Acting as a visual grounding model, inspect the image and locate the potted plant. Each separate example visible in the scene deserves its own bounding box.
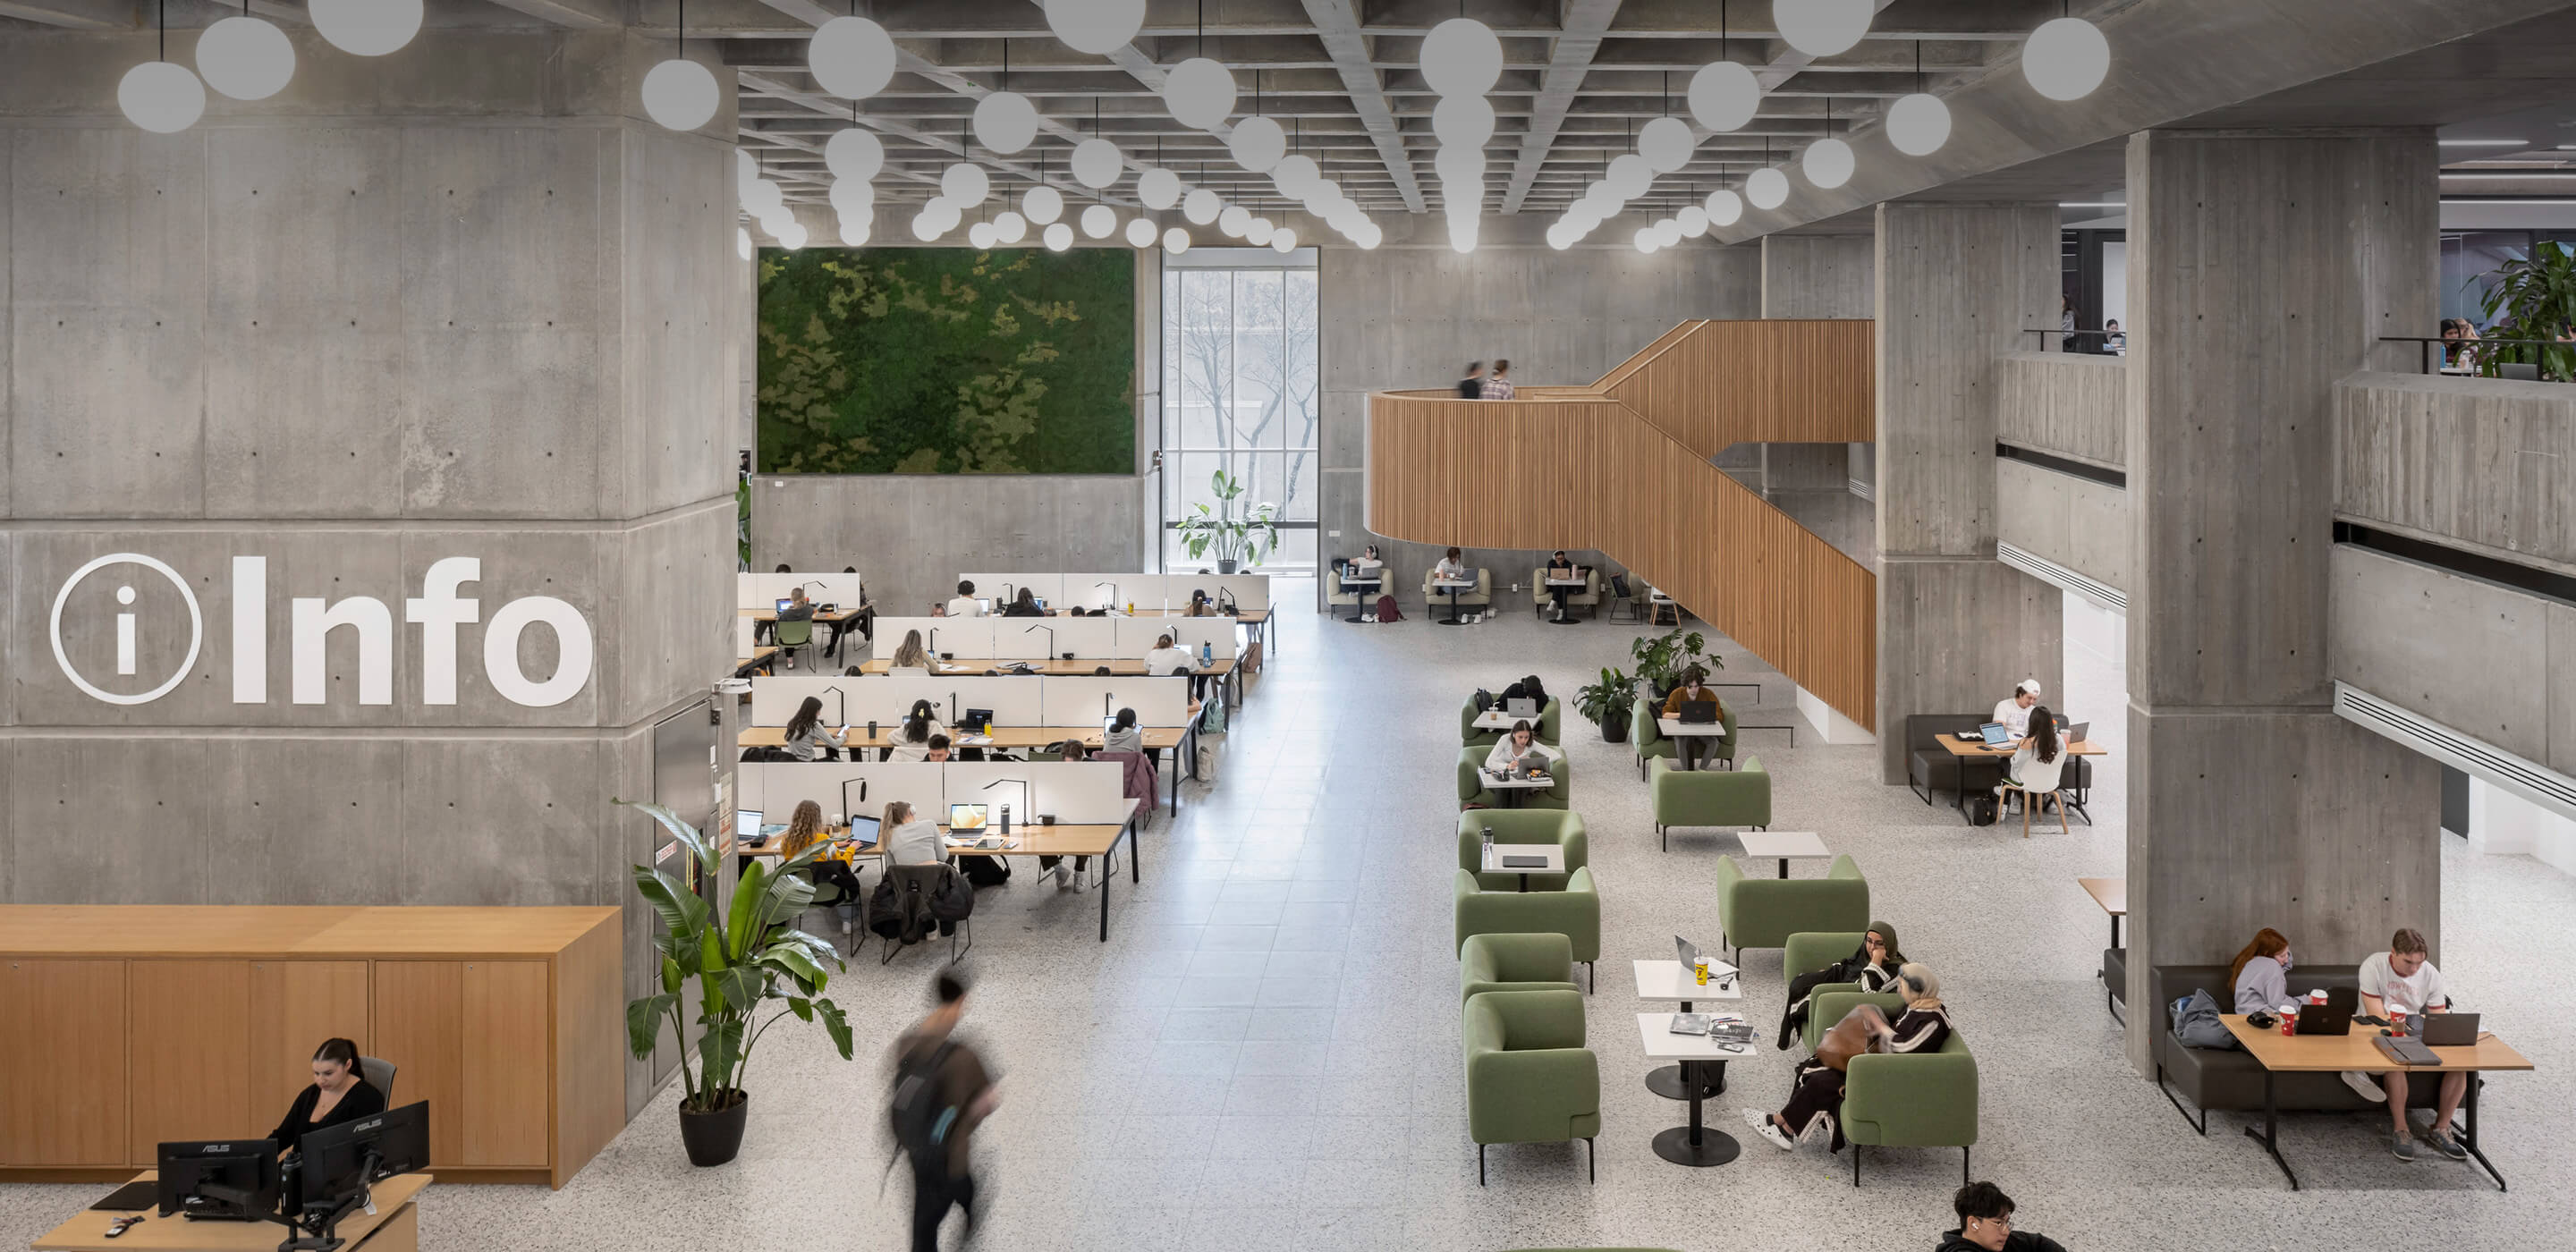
[621,799,854,1167]
[2475,240,2576,381]
[1630,628,1721,702]
[1175,469,1281,574]
[1574,665,1637,742]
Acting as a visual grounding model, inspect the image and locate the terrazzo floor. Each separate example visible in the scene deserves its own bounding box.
[5,583,2569,1252]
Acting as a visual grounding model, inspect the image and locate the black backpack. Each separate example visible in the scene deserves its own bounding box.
[1969,792,2000,826]
[888,1042,959,1171]
[1472,689,1495,713]
[962,853,1012,887]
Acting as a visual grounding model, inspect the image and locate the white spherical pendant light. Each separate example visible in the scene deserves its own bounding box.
[911,210,944,242]
[1044,0,1146,55]
[1227,114,1286,172]
[1163,226,1192,254]
[941,162,990,206]
[810,15,896,99]
[972,90,1039,155]
[1688,59,1761,132]
[1071,138,1123,189]
[743,178,784,216]
[1044,221,1075,250]
[1271,226,1298,253]
[829,179,874,216]
[995,210,1028,243]
[923,198,961,232]
[1447,214,1478,254]
[1080,203,1117,238]
[836,215,870,246]
[1435,147,1486,187]
[1432,95,1496,148]
[118,61,206,133]
[641,59,719,131]
[1801,136,1854,189]
[196,15,294,101]
[310,0,421,57]
[1182,188,1221,224]
[1705,187,1743,226]
[1420,17,1503,97]
[1633,226,1659,255]
[1163,57,1236,130]
[1546,224,1572,250]
[825,127,884,180]
[1745,165,1790,210]
[1773,0,1873,57]
[1124,216,1157,248]
[1216,204,1251,236]
[1654,218,1684,249]
[1270,154,1318,198]
[1677,204,1709,237]
[1137,166,1182,209]
[1885,92,1952,156]
[1638,115,1695,173]
[1244,217,1275,246]
[968,221,997,250]
[1607,153,1655,198]
[1021,184,1063,225]
[737,148,759,190]
[776,219,809,250]
[736,226,753,259]
[2024,17,2109,101]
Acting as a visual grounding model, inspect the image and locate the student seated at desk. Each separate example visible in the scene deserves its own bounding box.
[923,734,955,764]
[891,630,936,672]
[1993,680,2040,737]
[879,800,945,866]
[1002,588,1045,617]
[1543,550,1579,622]
[1103,707,1143,756]
[886,701,948,762]
[1483,720,1562,773]
[2348,927,2469,1163]
[1745,964,1953,1154]
[1038,741,1094,887]
[1354,544,1384,574]
[1433,547,1469,582]
[1994,706,2063,802]
[946,580,985,619]
[1660,667,1724,770]
[1144,632,1190,676]
[782,800,865,935]
[782,696,841,762]
[2227,927,2296,1015]
[269,1037,386,1156]
[1182,589,1216,617]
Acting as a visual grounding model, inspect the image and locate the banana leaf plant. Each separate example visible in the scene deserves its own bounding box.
[620,799,853,1113]
[2476,240,2576,382]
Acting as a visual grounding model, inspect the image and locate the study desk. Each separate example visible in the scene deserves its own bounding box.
[1477,842,1564,892]
[31,1172,430,1252]
[735,648,780,677]
[2220,1015,2530,1191]
[1631,960,1742,1102]
[733,799,1143,942]
[1116,606,1274,657]
[1541,575,1588,625]
[1473,767,1555,808]
[2078,876,2125,949]
[740,606,864,659]
[1934,735,2109,824]
[859,656,1242,709]
[1430,578,1479,626]
[1471,708,1546,732]
[1337,571,1384,623]
[739,723,1192,810]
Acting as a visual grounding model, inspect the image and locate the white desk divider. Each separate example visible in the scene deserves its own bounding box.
[892,617,998,659]
[1148,618,1241,661]
[737,616,762,658]
[750,673,1189,728]
[739,572,866,612]
[960,573,1271,614]
[1165,572,1271,612]
[872,615,1224,664]
[740,761,1131,831]
[1007,615,1114,659]
[1040,675,1191,726]
[739,761,945,829]
[968,573,1064,607]
[941,761,1132,825]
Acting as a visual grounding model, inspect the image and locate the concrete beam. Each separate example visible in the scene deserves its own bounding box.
[736,70,1140,206]
[0,0,131,30]
[483,0,622,30]
[1298,0,1428,213]
[1499,0,1622,215]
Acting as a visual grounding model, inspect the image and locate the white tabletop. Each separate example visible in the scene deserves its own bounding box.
[1738,831,1830,861]
[1657,717,1728,737]
[1479,769,1556,790]
[1475,708,1546,729]
[1433,579,1479,589]
[1545,577,1588,586]
[1632,959,1743,1002]
[1481,843,1566,875]
[1636,1011,1757,1061]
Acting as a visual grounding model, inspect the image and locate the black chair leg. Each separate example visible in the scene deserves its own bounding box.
[1478,1144,1487,1186]
[1962,1146,1970,1185]
[1587,1137,1596,1182]
[1852,1145,1861,1188]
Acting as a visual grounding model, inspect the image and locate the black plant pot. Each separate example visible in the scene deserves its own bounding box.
[678,1089,750,1166]
[1599,713,1631,744]
[1217,559,1241,574]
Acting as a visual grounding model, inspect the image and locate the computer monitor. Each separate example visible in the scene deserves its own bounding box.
[962,707,994,731]
[947,803,987,831]
[157,1138,281,1220]
[293,1102,429,1217]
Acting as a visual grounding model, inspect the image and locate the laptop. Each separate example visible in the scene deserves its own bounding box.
[1977,723,2013,747]
[1506,697,1538,717]
[1678,699,1718,724]
[963,707,994,731]
[1676,936,1739,981]
[736,808,763,847]
[947,803,987,832]
[2064,721,2090,743]
[2416,1011,2479,1046]
[975,597,994,614]
[2293,986,2360,1036]
[1516,750,1552,776]
[842,814,881,848]
[774,597,793,613]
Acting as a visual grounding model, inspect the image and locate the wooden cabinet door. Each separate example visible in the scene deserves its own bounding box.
[369,961,462,1169]
[248,961,373,1121]
[128,960,255,1163]
[2,959,129,1166]
[460,960,550,1166]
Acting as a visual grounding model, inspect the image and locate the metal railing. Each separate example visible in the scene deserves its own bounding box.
[2021,327,2126,355]
[2377,335,2574,380]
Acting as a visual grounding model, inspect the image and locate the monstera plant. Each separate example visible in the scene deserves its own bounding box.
[1174,469,1281,573]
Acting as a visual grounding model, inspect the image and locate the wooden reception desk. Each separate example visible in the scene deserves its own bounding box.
[0,907,622,1189]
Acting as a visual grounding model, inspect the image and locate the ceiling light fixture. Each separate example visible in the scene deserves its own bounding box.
[2023,4,2110,101]
[1045,0,1146,55]
[1690,1,1761,133]
[1080,203,1117,238]
[1745,138,1788,209]
[642,0,718,131]
[120,0,206,133]
[1229,71,1287,171]
[826,126,884,181]
[1774,0,1872,57]
[972,40,1039,154]
[1124,216,1158,248]
[1045,221,1075,250]
[1163,3,1236,130]
[1802,97,1855,189]
[310,0,421,57]
[1421,14,1503,98]
[1885,41,1950,156]
[196,0,294,101]
[810,9,896,100]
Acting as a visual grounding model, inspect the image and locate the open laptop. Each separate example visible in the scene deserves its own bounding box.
[2416,1011,2479,1046]
[1977,723,2013,747]
[2064,721,2090,743]
[1505,697,1538,717]
[947,803,987,832]
[2293,986,2360,1036]
[774,597,793,613]
[736,808,763,847]
[841,814,880,848]
[963,707,994,731]
[975,597,994,614]
[1678,699,1718,724]
[1676,936,1739,981]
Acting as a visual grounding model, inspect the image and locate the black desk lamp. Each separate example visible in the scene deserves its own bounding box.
[980,777,1030,837]
[1094,580,1119,612]
[838,778,867,830]
[819,684,846,728]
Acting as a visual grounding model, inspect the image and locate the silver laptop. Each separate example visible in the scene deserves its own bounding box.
[2064,721,2089,743]
[1676,935,1699,970]
[1506,697,1538,717]
[1978,723,2012,746]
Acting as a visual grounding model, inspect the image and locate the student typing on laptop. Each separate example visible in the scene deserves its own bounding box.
[2344,926,2468,1163]
[1659,667,1724,770]
[1482,720,1563,773]
[1992,679,2041,737]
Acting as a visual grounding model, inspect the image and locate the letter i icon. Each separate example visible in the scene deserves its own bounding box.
[116,585,138,675]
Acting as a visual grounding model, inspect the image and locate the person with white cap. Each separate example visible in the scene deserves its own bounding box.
[1993,681,2041,738]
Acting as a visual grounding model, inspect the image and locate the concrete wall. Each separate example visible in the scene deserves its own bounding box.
[1996,351,2127,469]
[1873,201,2065,780]
[2336,370,2576,571]
[1324,239,1761,606]
[0,28,741,1119]
[1761,234,1876,318]
[2329,544,2576,777]
[1996,459,2131,593]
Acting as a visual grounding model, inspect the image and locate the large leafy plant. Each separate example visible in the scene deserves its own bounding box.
[1174,469,1281,568]
[621,800,853,1114]
[1630,628,1722,695]
[1574,665,1638,727]
[2476,240,2576,382]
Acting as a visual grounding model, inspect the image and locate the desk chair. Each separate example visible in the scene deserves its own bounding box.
[360,1057,397,1103]
[1997,779,2068,836]
[774,617,816,670]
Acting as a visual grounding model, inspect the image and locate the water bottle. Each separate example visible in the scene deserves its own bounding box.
[1481,825,1494,869]
[1200,640,1214,667]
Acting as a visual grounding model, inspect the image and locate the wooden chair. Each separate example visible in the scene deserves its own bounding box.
[1998,781,2068,836]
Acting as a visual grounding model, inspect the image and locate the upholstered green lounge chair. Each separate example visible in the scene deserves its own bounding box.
[1454,867,1599,975]
[1456,809,1587,892]
[1460,933,1580,1003]
[1814,988,1979,1187]
[1648,753,1768,850]
[1787,931,1880,1053]
[1462,694,1503,749]
[1463,989,1599,1184]
[1458,746,1571,810]
[1632,699,1677,777]
[1713,851,1868,963]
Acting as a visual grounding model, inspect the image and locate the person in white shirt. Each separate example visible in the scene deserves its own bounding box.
[945,579,985,619]
[1997,705,2066,807]
[2345,927,2467,1163]
[1433,547,1469,581]
[886,700,948,763]
[1483,721,1563,773]
[1992,680,2041,737]
[1143,633,1191,677]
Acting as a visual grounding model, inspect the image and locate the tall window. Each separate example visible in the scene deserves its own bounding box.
[1162,249,1319,572]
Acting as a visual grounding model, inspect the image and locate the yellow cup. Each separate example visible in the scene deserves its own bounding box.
[1693,959,1709,986]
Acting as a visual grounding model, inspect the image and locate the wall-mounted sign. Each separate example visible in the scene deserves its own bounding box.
[49,554,594,708]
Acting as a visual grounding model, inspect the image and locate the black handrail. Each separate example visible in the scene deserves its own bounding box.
[2377,335,2575,379]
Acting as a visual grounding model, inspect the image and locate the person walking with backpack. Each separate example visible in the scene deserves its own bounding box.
[893,973,996,1252]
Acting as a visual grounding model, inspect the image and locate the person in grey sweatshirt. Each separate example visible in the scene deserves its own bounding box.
[2228,927,2297,1013]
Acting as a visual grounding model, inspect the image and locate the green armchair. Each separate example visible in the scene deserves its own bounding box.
[1463,989,1600,1184]
[1454,867,1599,970]
[1457,809,1587,892]
[1818,989,1979,1187]
[1786,931,1880,1053]
[1648,753,1769,850]
[1713,852,1868,963]
[1460,933,1580,1002]
[1529,567,1604,618]
[1466,696,1562,747]
[1458,746,1571,810]
[1632,699,1677,777]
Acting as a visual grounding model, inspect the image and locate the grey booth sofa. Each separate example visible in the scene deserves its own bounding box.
[2149,962,2450,1135]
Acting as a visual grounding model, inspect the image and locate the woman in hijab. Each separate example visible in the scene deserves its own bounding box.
[1775,921,1906,1051]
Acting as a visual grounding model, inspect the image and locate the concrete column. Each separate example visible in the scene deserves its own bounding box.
[1873,202,2064,781]
[2120,130,2442,1072]
[0,28,739,1115]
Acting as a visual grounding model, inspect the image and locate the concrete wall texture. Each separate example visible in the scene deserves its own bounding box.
[2335,370,2576,571]
[1996,459,2131,593]
[0,30,741,1118]
[1324,241,1761,605]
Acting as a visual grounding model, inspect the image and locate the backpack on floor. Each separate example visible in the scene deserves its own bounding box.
[962,853,1013,887]
[1969,792,2000,826]
[1375,593,1402,622]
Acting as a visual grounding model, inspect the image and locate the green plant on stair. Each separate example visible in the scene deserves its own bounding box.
[1630,628,1722,698]
[1174,469,1280,572]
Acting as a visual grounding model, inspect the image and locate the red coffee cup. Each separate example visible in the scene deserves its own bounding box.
[2389,1006,2409,1035]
